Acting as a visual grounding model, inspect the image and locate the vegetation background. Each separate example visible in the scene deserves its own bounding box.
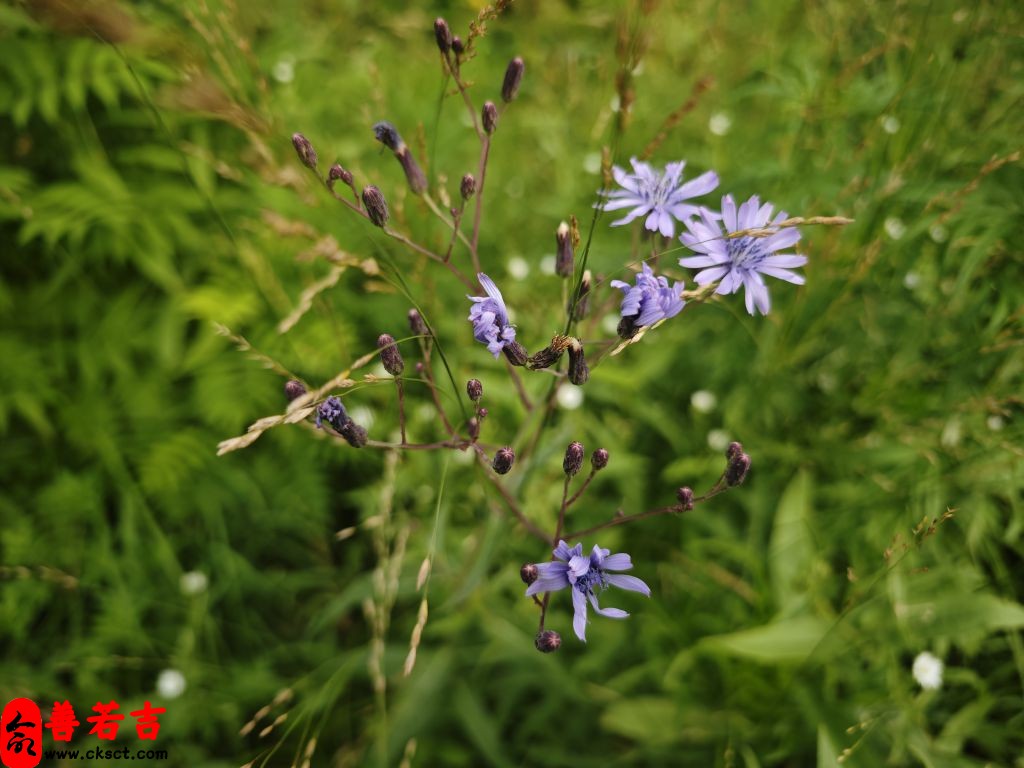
[1,0,1022,766]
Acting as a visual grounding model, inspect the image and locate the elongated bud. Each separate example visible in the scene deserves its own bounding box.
[338,418,368,448]
[467,379,483,401]
[377,334,404,376]
[460,173,476,200]
[563,441,585,476]
[451,36,464,55]
[676,486,694,511]
[327,163,353,190]
[408,308,427,336]
[399,151,428,194]
[502,57,525,103]
[291,133,317,170]
[493,446,515,475]
[527,335,571,370]
[591,448,609,471]
[725,453,751,486]
[433,18,452,54]
[361,186,389,227]
[284,380,307,402]
[535,630,561,653]
[502,339,528,367]
[373,120,403,152]
[572,270,592,320]
[555,221,574,277]
[567,338,589,386]
[520,563,538,585]
[482,101,499,134]
[468,417,480,441]
[726,441,744,461]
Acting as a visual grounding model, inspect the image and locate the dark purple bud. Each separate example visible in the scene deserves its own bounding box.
[502,339,528,367]
[617,315,640,340]
[726,441,744,461]
[460,173,476,200]
[415,361,425,374]
[477,407,488,420]
[398,151,428,195]
[291,133,317,170]
[501,56,525,103]
[338,418,368,448]
[563,441,585,476]
[571,270,592,320]
[433,17,452,54]
[555,221,574,278]
[676,486,695,511]
[520,563,538,585]
[377,334,404,376]
[527,345,563,370]
[373,120,404,152]
[535,630,561,653]
[725,453,751,487]
[284,379,307,402]
[467,379,483,401]
[493,446,515,475]
[451,36,464,55]
[482,101,499,134]
[408,308,427,336]
[327,163,354,190]
[567,338,589,386]
[591,448,609,471]
[361,186,389,228]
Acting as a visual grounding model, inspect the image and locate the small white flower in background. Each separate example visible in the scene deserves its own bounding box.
[884,217,906,240]
[272,57,295,84]
[707,429,731,452]
[179,571,208,596]
[881,115,901,134]
[507,256,530,280]
[709,112,732,136]
[690,390,717,414]
[929,223,948,243]
[156,669,187,699]
[903,272,921,290]
[912,652,944,690]
[987,415,1004,431]
[557,385,584,410]
[583,152,602,175]
[540,255,557,275]
[349,405,375,432]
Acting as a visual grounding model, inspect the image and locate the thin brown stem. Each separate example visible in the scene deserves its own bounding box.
[563,505,682,542]
[423,193,473,254]
[395,378,407,445]
[365,439,464,451]
[420,361,457,437]
[505,358,533,412]
[444,53,484,140]
[565,469,596,509]
[554,476,571,545]
[469,137,491,274]
[472,449,549,543]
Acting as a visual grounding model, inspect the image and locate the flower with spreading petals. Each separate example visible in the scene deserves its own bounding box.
[525,541,650,641]
[610,263,685,335]
[600,158,719,238]
[679,194,807,316]
[467,273,517,358]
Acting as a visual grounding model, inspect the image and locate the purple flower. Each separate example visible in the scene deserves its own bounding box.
[679,194,807,316]
[610,263,686,328]
[599,158,719,238]
[525,540,651,642]
[467,273,517,358]
[316,396,347,430]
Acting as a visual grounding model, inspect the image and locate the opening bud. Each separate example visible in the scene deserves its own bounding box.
[725,453,751,487]
[726,441,744,461]
[563,441,585,476]
[408,308,427,336]
[377,334,404,376]
[535,630,561,653]
[555,221,574,278]
[466,378,483,401]
[433,18,452,54]
[361,186,389,228]
[676,486,695,511]
[284,379,307,402]
[373,120,404,152]
[291,133,317,170]
[520,563,538,585]
[482,101,499,134]
[502,339,528,367]
[591,448,609,471]
[571,270,592,320]
[451,36,464,55]
[493,446,515,475]
[460,173,477,200]
[501,56,525,103]
[567,338,589,386]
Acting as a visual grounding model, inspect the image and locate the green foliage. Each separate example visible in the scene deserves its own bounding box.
[2,0,1022,766]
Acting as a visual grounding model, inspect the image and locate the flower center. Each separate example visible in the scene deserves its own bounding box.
[726,236,767,269]
[574,568,607,595]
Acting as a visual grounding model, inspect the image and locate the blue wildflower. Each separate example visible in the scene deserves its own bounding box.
[610,263,686,333]
[679,194,807,316]
[467,273,517,358]
[316,396,347,430]
[525,540,650,642]
[600,158,719,238]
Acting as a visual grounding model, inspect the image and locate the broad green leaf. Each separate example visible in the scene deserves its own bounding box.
[700,617,831,663]
[769,470,813,615]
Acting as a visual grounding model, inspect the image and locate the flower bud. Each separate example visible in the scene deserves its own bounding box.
[468,417,480,441]
[408,308,427,336]
[361,186,389,228]
[555,221,574,278]
[316,396,347,431]
[338,418,368,448]
[493,446,515,475]
[571,270,592,320]
[451,36,464,55]
[527,346,563,370]
[291,132,317,169]
[377,334,404,376]
[373,120,403,152]
[535,630,561,653]
[591,448,609,471]
[284,379,307,402]
[398,151,428,195]
[520,563,538,585]
[617,315,639,340]
[725,453,751,487]
[502,339,528,367]
[477,407,488,420]
[466,378,483,401]
[563,441,585,476]
[567,338,589,386]
[327,163,352,190]
[501,56,525,103]
[482,101,499,134]
[726,441,744,461]
[676,486,694,511]
[433,18,452,54]
[460,173,476,200]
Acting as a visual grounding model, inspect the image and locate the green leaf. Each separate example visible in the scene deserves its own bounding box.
[769,470,813,615]
[700,616,832,663]
[599,696,681,745]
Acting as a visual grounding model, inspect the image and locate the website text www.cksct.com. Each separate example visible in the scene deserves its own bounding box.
[42,746,169,761]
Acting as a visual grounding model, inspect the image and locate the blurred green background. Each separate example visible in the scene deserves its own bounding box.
[2,0,1022,766]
